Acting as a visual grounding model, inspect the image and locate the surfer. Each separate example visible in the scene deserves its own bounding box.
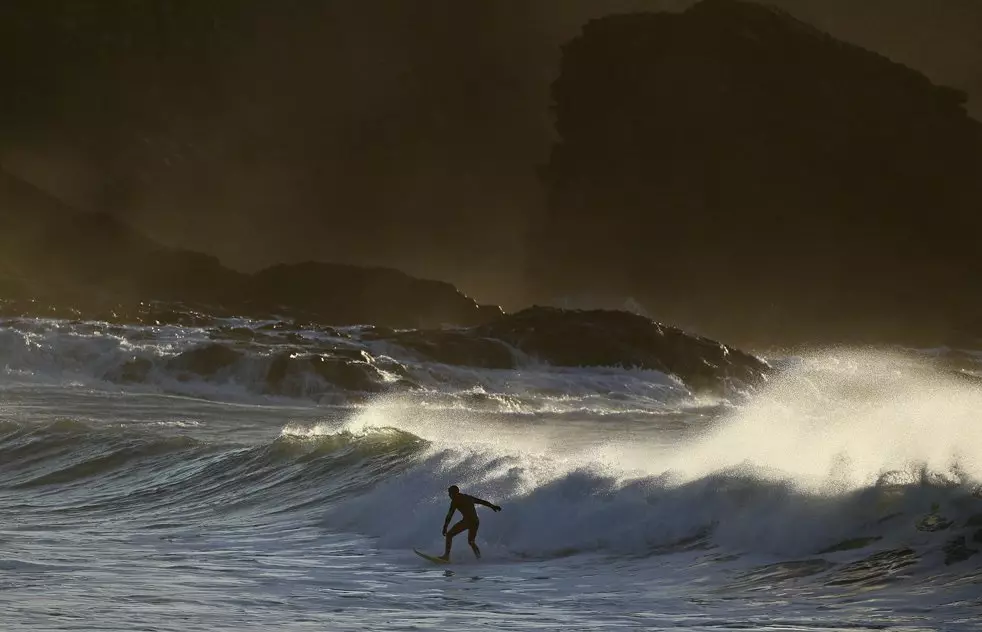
[439,485,501,560]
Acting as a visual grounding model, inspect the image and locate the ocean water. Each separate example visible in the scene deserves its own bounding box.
[1,315,981,631]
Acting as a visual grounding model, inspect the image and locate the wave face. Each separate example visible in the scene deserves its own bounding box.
[292,353,982,569]
[3,314,982,629]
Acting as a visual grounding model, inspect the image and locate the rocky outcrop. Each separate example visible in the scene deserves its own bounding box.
[530,0,982,346]
[375,306,769,392]
[1,169,502,329]
[476,306,768,391]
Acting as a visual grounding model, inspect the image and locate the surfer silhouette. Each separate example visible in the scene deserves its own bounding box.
[439,485,501,560]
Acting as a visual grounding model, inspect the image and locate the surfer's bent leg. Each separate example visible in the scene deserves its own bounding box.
[467,521,481,559]
[443,519,469,559]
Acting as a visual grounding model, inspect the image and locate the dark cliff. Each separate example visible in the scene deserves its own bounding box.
[530,0,982,346]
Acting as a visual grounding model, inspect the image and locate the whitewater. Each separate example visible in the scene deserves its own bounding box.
[1,314,981,631]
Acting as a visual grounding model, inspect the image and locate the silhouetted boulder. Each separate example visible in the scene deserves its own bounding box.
[530,0,982,345]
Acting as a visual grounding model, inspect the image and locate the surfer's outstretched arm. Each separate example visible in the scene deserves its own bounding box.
[442,504,456,535]
[474,497,502,512]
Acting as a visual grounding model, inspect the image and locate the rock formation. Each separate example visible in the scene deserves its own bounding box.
[530,0,982,346]
[374,306,769,393]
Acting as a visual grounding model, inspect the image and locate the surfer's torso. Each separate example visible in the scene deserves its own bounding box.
[451,493,481,523]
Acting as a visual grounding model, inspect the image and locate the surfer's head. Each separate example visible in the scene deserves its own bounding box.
[447,485,459,498]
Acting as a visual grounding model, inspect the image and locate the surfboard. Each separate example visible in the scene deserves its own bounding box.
[414,548,450,564]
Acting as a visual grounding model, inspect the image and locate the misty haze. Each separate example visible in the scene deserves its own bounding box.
[2,1,982,630]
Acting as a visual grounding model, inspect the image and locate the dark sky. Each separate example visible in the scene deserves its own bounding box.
[1,0,980,307]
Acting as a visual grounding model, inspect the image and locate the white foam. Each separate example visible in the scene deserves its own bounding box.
[667,349,982,490]
[319,350,982,558]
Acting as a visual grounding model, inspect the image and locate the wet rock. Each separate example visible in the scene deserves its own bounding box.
[367,306,767,393]
[476,306,768,392]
